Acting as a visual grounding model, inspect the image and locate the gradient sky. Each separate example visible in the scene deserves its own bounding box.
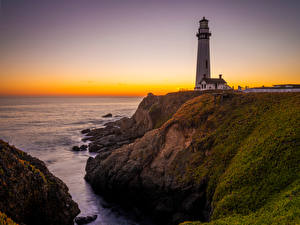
[1,0,300,96]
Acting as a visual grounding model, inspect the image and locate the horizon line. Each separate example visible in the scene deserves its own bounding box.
[0,94,145,98]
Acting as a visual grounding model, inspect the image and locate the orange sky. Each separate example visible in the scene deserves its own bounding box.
[1,0,300,96]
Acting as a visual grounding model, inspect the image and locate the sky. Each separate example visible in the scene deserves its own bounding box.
[0,0,300,96]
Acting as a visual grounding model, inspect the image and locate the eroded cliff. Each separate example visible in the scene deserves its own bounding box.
[84,91,203,153]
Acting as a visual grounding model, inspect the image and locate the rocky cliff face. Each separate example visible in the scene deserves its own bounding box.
[0,140,80,225]
[85,92,300,225]
[84,91,203,153]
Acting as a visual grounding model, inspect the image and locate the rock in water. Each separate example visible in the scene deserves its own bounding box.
[72,146,81,151]
[75,215,97,225]
[72,145,88,151]
[0,140,80,225]
[102,113,112,118]
[79,145,88,151]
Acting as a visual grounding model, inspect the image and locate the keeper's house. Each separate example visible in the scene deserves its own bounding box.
[196,74,231,91]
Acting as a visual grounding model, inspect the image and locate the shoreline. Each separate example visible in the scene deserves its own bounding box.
[83,91,300,225]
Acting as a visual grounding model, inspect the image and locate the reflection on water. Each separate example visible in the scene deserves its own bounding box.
[0,97,143,225]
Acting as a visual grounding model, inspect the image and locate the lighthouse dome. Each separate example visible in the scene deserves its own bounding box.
[200,17,209,28]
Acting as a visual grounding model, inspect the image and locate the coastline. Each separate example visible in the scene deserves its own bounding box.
[1,92,299,225]
[0,96,142,225]
[83,91,300,225]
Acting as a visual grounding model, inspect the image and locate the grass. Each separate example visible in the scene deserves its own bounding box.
[18,159,47,183]
[181,179,300,225]
[165,92,300,224]
[0,212,18,225]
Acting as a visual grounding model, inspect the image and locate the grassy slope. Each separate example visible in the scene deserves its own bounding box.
[181,179,300,225]
[169,92,300,224]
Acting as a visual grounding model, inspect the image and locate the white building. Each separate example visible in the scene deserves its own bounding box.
[196,74,231,91]
[243,84,300,93]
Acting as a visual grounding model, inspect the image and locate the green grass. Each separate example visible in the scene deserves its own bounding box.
[167,92,300,225]
[181,179,300,225]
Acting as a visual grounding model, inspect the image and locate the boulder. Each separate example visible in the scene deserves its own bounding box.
[75,215,97,225]
[72,145,88,151]
[102,113,112,118]
[72,146,81,151]
[79,145,88,151]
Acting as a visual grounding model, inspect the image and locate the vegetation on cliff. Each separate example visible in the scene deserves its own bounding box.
[0,212,17,225]
[85,91,300,225]
[0,140,80,225]
[181,179,300,224]
[171,92,300,224]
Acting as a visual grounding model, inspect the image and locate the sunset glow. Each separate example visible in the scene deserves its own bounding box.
[1,0,300,96]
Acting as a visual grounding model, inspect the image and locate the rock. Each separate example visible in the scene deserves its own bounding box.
[88,143,103,152]
[79,145,88,151]
[72,146,81,151]
[102,113,112,118]
[81,129,91,134]
[85,123,196,224]
[72,145,87,151]
[75,215,97,225]
[116,140,130,145]
[95,147,109,153]
[0,140,80,225]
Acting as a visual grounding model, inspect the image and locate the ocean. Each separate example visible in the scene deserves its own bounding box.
[0,97,143,225]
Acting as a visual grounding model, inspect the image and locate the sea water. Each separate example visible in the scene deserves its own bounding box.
[0,97,143,225]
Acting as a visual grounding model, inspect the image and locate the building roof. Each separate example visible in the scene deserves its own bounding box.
[200,78,226,84]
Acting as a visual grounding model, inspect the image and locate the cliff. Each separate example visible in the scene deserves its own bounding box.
[85,91,203,153]
[0,140,80,225]
[85,92,300,225]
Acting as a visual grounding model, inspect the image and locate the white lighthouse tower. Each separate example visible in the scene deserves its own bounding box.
[195,17,211,90]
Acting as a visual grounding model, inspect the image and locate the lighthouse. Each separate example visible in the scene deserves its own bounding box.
[195,17,211,90]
